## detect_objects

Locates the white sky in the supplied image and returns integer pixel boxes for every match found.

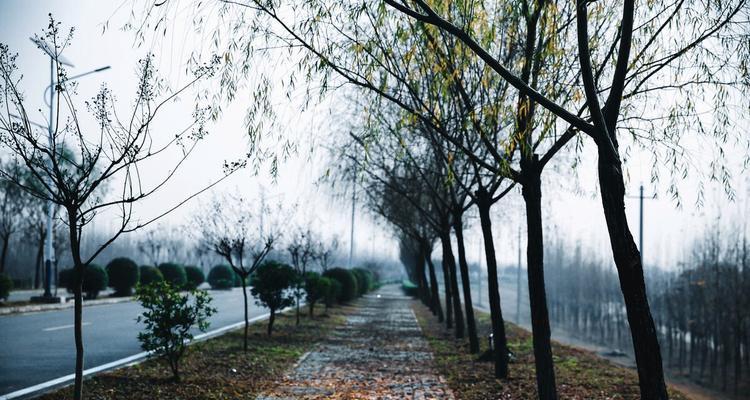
[1,0,747,271]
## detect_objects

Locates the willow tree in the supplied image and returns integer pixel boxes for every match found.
[0,18,233,400]
[383,0,750,398]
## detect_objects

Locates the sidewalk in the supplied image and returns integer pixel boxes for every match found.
[258,286,454,400]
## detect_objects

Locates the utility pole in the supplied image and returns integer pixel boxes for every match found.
[348,160,356,268]
[628,183,654,267]
[27,37,110,302]
[639,184,644,266]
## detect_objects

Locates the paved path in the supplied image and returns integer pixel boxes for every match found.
[0,288,266,396]
[258,286,454,400]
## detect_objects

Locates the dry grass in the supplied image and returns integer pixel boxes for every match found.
[414,302,689,400]
[37,305,351,400]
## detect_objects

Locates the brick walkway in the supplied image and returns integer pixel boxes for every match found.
[257,285,454,399]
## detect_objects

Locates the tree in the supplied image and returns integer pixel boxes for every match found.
[0,18,233,400]
[287,226,317,325]
[136,281,215,382]
[194,192,277,351]
[250,260,298,336]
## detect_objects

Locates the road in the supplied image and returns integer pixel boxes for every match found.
[0,288,267,395]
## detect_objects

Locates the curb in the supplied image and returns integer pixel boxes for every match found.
[0,296,134,316]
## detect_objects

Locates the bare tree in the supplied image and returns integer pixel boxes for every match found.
[287,226,316,325]
[0,18,234,400]
[194,192,277,351]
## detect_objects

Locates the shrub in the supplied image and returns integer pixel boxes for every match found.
[60,265,109,298]
[304,272,328,317]
[352,268,374,295]
[139,265,163,286]
[207,265,235,289]
[324,277,340,309]
[250,261,298,335]
[136,281,215,382]
[83,264,108,299]
[158,263,186,288]
[322,267,358,303]
[58,268,74,293]
[106,257,139,296]
[0,273,12,301]
[233,270,244,287]
[184,266,205,290]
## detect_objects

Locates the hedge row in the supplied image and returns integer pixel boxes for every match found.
[57,259,207,299]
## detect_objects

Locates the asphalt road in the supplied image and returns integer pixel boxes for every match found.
[0,288,267,395]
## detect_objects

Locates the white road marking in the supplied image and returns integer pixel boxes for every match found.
[43,322,91,332]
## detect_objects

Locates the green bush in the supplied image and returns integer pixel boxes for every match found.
[304,272,328,316]
[136,281,215,382]
[60,265,109,298]
[207,265,235,289]
[184,266,205,290]
[139,265,163,286]
[0,273,12,301]
[322,267,358,303]
[352,268,374,295]
[233,269,244,287]
[322,277,338,309]
[58,268,73,293]
[250,261,298,335]
[158,263,186,288]
[106,257,139,296]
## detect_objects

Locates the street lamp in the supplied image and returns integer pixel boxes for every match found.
[27,36,110,301]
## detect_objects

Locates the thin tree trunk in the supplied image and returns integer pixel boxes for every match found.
[0,235,9,273]
[268,309,276,336]
[521,169,557,400]
[34,236,43,289]
[241,276,249,352]
[441,231,464,339]
[67,211,85,400]
[442,253,453,329]
[426,253,444,322]
[477,190,509,378]
[453,213,479,353]
[597,152,668,399]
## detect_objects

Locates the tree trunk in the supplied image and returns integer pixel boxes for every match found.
[0,235,9,273]
[440,230,464,339]
[66,211,85,400]
[34,235,44,289]
[268,308,276,336]
[597,152,668,400]
[442,253,453,329]
[453,213,479,353]
[521,168,557,400]
[241,276,249,352]
[425,253,444,322]
[477,190,509,378]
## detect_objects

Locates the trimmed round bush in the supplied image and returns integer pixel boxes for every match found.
[82,264,108,299]
[352,268,374,296]
[139,265,163,286]
[59,265,109,298]
[106,257,139,296]
[322,267,358,303]
[234,270,244,287]
[325,278,342,308]
[184,265,205,290]
[0,272,12,301]
[207,265,235,289]
[158,263,186,288]
[58,268,74,293]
